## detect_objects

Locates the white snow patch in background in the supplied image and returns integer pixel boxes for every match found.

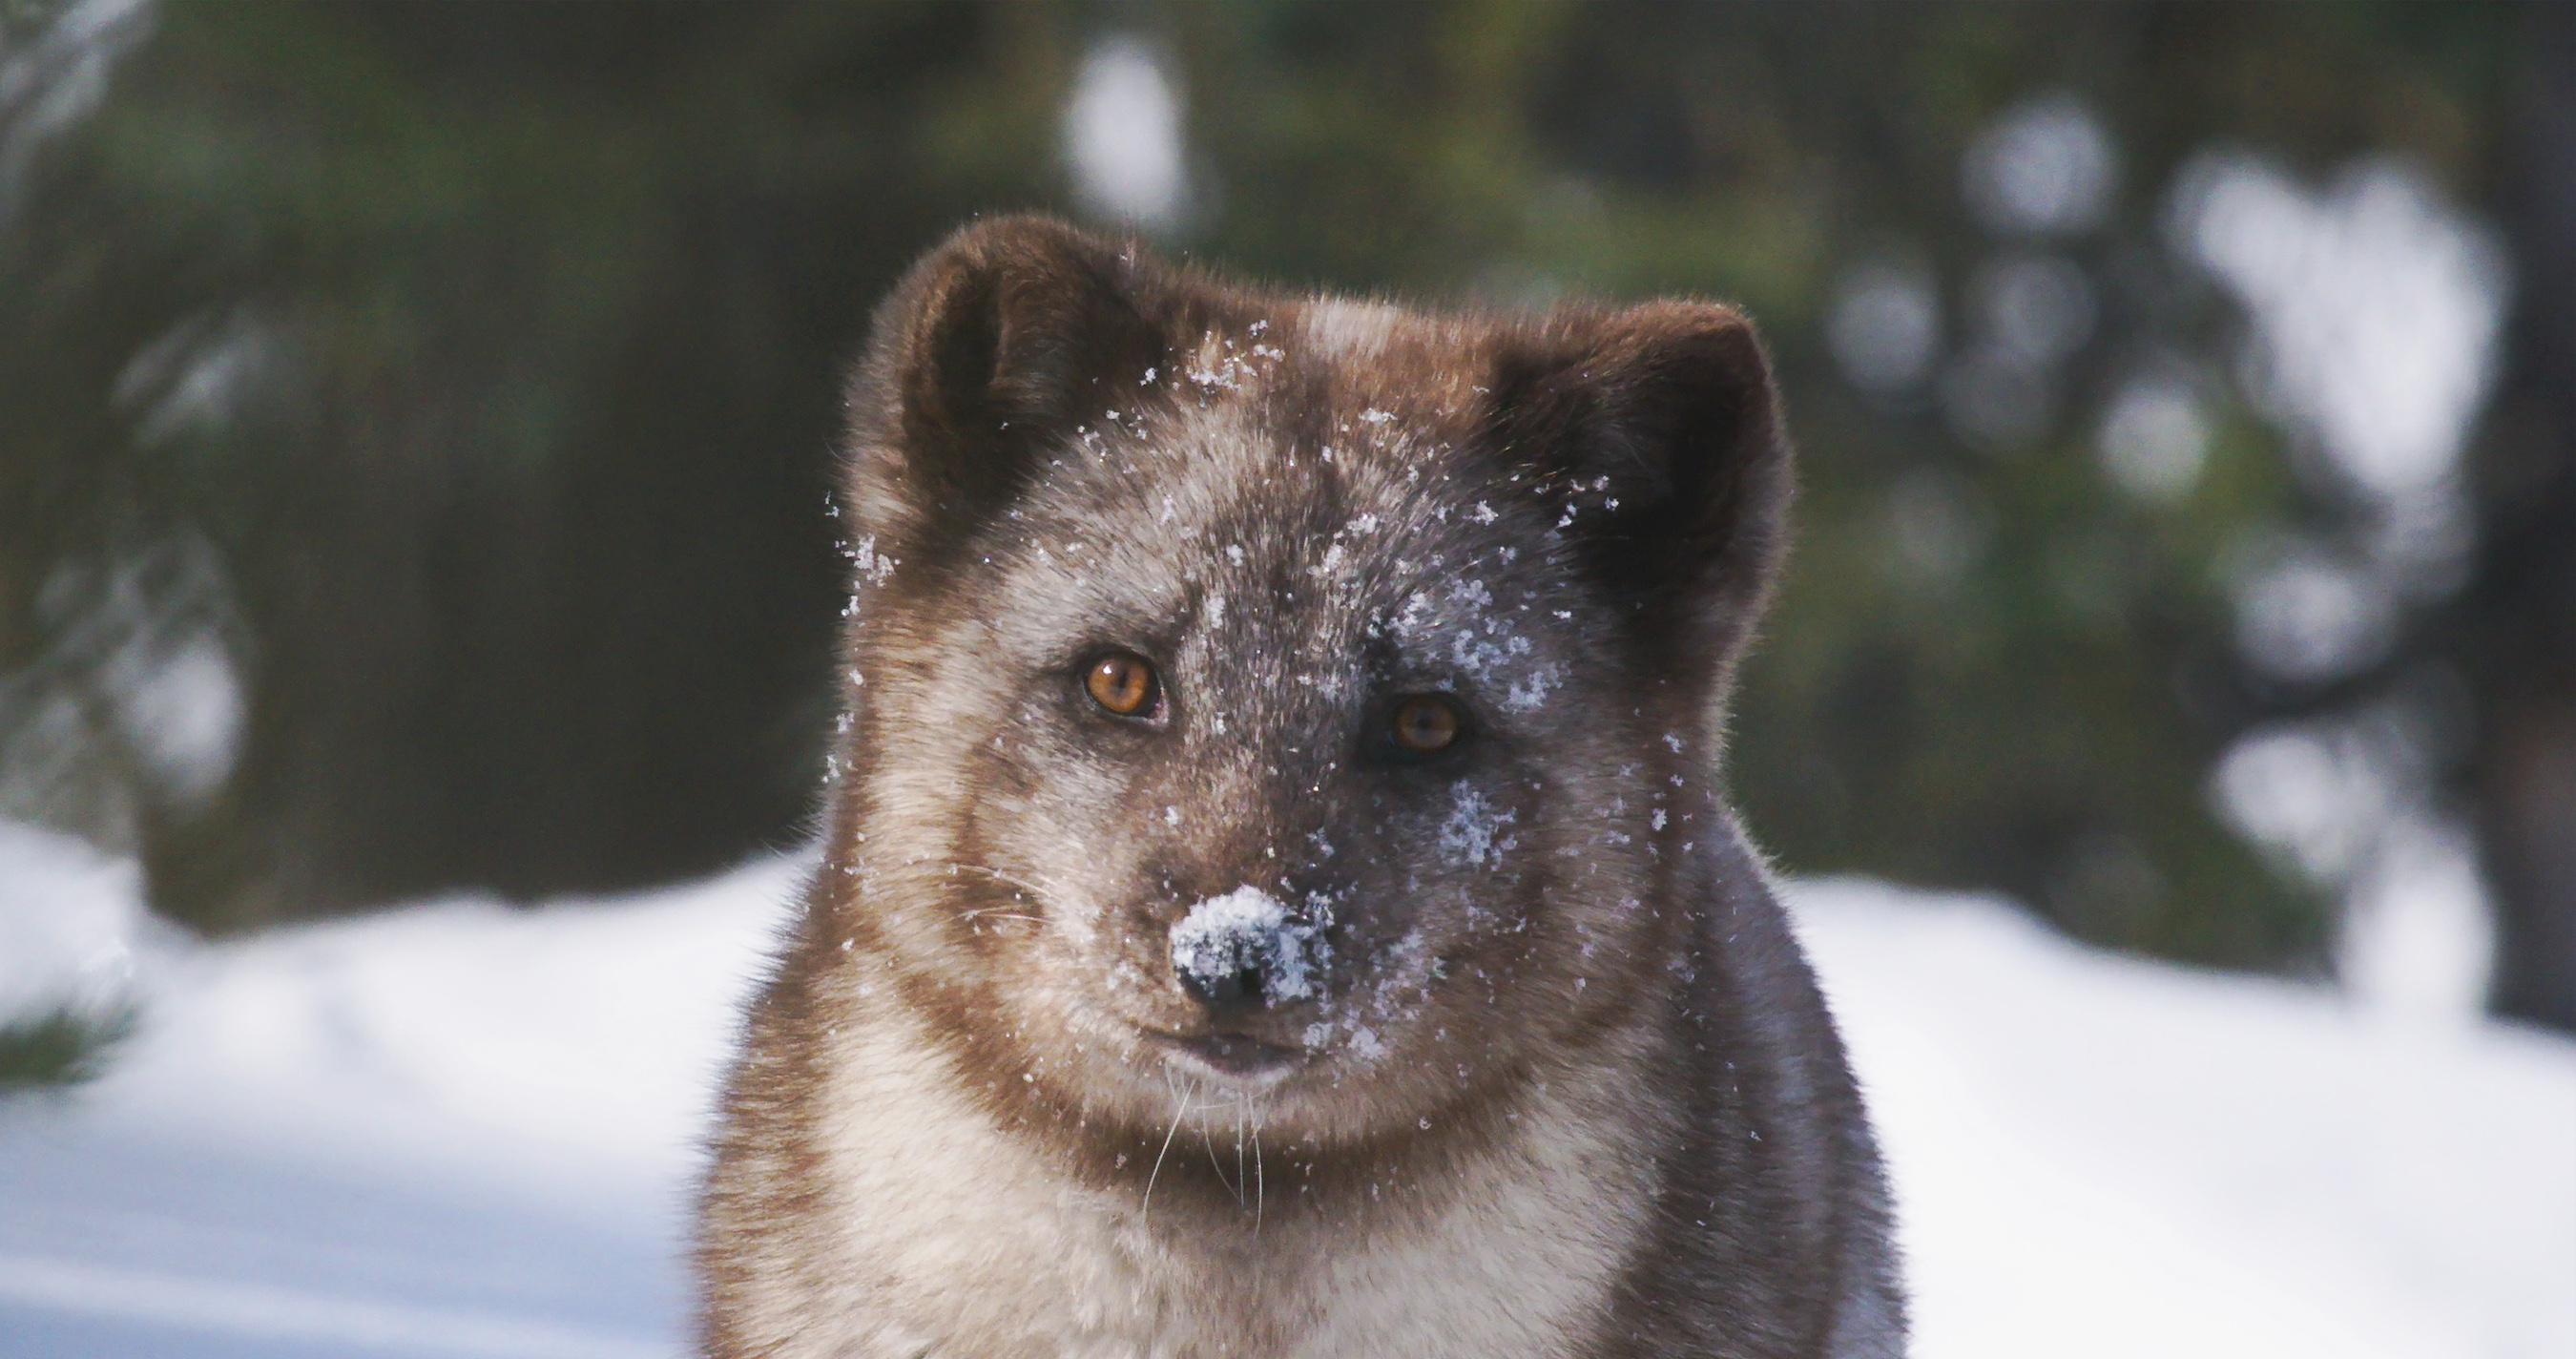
[2214,707,2495,1023]
[0,822,800,1358]
[0,818,157,1023]
[1828,257,1942,394]
[106,630,244,807]
[1797,879,2573,1359]
[0,0,155,215]
[2180,152,2508,1027]
[1062,34,1186,230]
[3,822,2572,1357]
[2097,371,2211,505]
[1168,886,1316,1001]
[2183,154,2503,514]
[2224,532,2399,684]
[2338,817,2497,1026]
[1963,94,2118,238]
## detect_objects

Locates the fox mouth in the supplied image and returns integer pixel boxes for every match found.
[1145,1030,1307,1079]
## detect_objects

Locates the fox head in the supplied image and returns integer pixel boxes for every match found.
[822,216,1789,1158]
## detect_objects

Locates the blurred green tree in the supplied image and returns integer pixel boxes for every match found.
[3,0,2564,1029]
[1164,0,2513,973]
[5,0,1069,929]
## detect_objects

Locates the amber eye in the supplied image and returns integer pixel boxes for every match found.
[1086,653,1160,717]
[1390,695,1463,756]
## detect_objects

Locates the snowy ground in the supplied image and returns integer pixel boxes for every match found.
[3,817,2572,1358]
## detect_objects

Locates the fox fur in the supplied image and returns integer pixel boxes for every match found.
[697,215,1904,1358]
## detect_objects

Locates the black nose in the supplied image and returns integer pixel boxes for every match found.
[1177,958,1269,1013]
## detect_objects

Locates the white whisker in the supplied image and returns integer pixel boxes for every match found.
[1252,1101,1266,1235]
[1201,1117,1227,1201]
[1142,1074,1191,1219]
[946,862,1059,904]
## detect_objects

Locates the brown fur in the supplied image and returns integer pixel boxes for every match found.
[698,216,1903,1357]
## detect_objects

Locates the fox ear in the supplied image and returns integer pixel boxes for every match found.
[1485,301,1792,669]
[848,216,1171,565]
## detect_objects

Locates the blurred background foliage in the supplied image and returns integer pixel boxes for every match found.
[6,0,2574,1032]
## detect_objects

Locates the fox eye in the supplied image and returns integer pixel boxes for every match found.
[1085,652,1160,718]
[1390,695,1463,756]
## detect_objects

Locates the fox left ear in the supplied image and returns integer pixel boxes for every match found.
[844,216,1179,575]
[1485,301,1792,672]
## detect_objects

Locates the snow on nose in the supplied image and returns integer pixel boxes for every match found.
[1169,886,1319,1007]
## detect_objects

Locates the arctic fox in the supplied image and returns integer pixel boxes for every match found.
[698,216,1904,1358]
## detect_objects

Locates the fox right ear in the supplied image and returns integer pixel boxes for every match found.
[848,216,1171,567]
[1482,300,1792,676]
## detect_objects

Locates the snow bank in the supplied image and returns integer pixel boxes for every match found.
[0,823,800,1358]
[3,821,2571,1357]
[1796,878,2576,1359]
[0,819,158,1024]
